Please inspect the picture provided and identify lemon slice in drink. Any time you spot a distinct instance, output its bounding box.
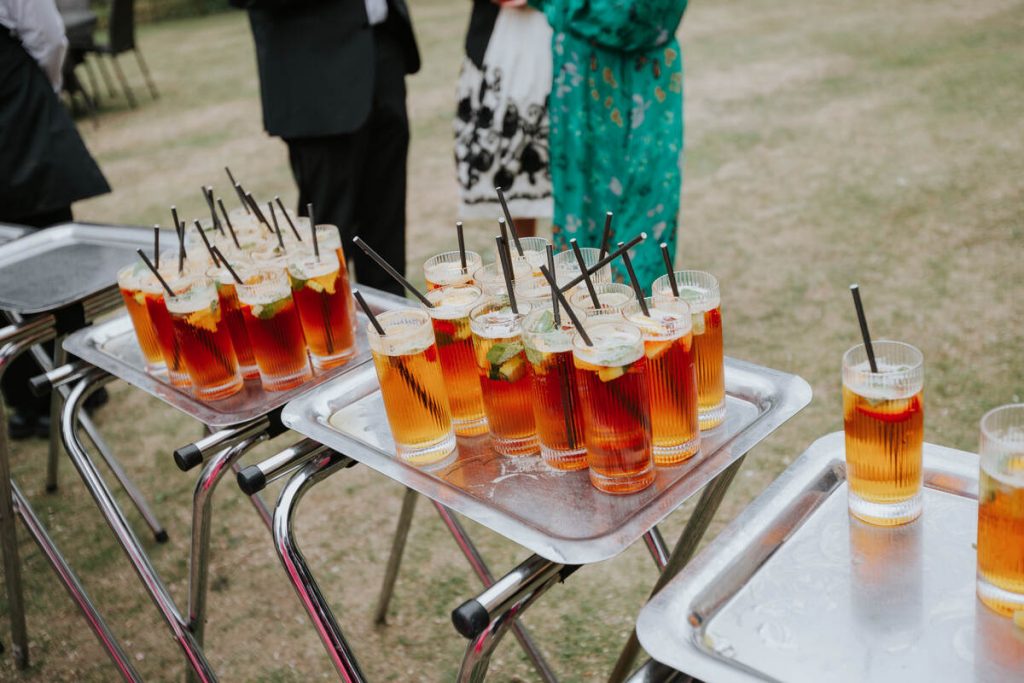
[187,307,219,333]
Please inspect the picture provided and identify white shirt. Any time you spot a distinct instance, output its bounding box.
[0,0,67,92]
[365,0,388,26]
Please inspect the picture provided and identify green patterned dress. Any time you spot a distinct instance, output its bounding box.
[531,0,687,287]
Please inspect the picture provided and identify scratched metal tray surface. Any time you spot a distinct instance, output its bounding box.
[282,358,811,564]
[636,431,1021,683]
[64,287,409,428]
[0,222,174,314]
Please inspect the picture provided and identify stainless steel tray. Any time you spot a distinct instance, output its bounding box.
[64,288,410,428]
[0,222,173,314]
[282,358,811,564]
[0,223,29,244]
[636,431,1021,683]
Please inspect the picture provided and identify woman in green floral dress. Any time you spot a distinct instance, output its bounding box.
[530,0,688,287]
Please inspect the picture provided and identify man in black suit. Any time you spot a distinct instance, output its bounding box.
[231,0,420,296]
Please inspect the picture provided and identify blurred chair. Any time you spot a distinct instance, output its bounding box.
[82,0,158,108]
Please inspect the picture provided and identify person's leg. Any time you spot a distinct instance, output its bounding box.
[286,135,360,246]
[513,218,537,238]
[349,27,409,297]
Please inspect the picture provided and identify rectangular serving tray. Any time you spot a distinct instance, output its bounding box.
[636,431,1021,683]
[64,287,410,428]
[282,358,811,565]
[0,222,176,314]
[0,223,29,245]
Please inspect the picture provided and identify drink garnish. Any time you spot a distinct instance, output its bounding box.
[186,304,220,333]
[491,356,527,382]
[486,341,523,366]
[251,297,290,321]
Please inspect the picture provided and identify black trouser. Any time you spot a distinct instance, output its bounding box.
[0,207,73,414]
[286,26,409,297]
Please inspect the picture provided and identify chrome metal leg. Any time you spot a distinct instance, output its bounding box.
[187,433,268,679]
[11,481,141,681]
[434,502,559,683]
[61,371,216,681]
[0,395,27,669]
[642,527,670,571]
[274,451,366,682]
[231,460,272,531]
[608,457,746,683]
[624,659,690,683]
[374,487,418,625]
[45,338,66,492]
[453,555,572,683]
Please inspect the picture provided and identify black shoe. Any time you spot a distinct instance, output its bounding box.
[35,413,51,439]
[83,387,109,415]
[8,410,38,441]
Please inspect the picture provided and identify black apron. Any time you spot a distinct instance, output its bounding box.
[0,28,109,221]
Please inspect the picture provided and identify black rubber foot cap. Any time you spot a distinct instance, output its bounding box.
[154,529,169,544]
[236,466,266,495]
[174,443,203,471]
[45,484,58,493]
[452,598,489,640]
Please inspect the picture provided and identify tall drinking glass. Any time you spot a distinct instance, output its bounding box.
[117,263,166,375]
[842,341,924,526]
[424,250,483,290]
[426,284,487,437]
[569,282,636,318]
[473,261,533,298]
[287,250,357,370]
[573,320,655,494]
[976,404,1024,617]
[624,296,700,465]
[207,264,259,380]
[469,298,538,456]
[509,236,550,275]
[235,268,312,391]
[553,246,612,293]
[652,270,725,429]
[522,308,586,470]
[367,309,456,467]
[165,277,243,401]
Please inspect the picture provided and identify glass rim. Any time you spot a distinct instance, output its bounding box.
[622,297,692,339]
[424,283,483,318]
[842,340,923,375]
[980,403,1024,445]
[367,308,434,353]
[424,249,482,265]
[571,318,643,364]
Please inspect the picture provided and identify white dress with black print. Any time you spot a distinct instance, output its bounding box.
[454,6,553,219]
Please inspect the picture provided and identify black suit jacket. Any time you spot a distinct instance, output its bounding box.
[231,0,420,139]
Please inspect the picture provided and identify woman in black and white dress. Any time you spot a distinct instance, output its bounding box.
[454,0,551,236]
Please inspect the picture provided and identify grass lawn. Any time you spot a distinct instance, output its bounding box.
[1,0,1022,680]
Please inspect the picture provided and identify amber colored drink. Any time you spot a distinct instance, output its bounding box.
[625,298,700,465]
[144,290,191,387]
[522,309,586,470]
[652,271,726,430]
[427,285,487,437]
[236,269,312,392]
[976,404,1024,617]
[368,309,456,467]
[208,266,258,380]
[842,341,924,526]
[469,298,537,456]
[166,278,243,401]
[117,264,165,373]
[573,321,655,494]
[288,252,356,370]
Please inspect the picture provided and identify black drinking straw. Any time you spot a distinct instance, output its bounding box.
[170,205,182,235]
[203,186,224,235]
[571,238,601,308]
[245,192,272,232]
[495,187,524,256]
[598,211,614,260]
[136,249,174,296]
[275,196,302,241]
[153,226,160,269]
[850,284,878,372]
[267,201,285,249]
[193,219,220,266]
[496,235,518,314]
[546,244,560,325]
[175,214,185,274]
[619,242,649,316]
[660,242,679,297]
[353,290,385,335]
[352,236,434,308]
[456,221,467,269]
[310,217,320,260]
[540,265,591,346]
[233,182,251,213]
[558,232,647,294]
[217,197,241,249]
[210,247,243,285]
